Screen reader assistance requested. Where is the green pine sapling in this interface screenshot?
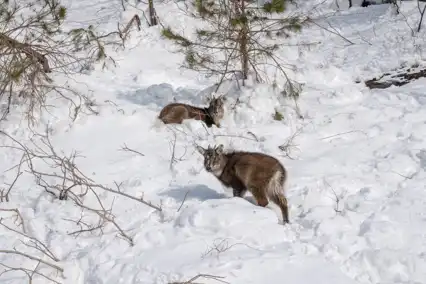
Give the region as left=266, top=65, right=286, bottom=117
left=161, top=0, right=306, bottom=97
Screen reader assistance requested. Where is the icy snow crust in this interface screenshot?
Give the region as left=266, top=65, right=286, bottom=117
left=1, top=0, right=426, bottom=283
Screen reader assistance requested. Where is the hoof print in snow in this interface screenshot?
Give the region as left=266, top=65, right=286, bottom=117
left=364, top=64, right=426, bottom=89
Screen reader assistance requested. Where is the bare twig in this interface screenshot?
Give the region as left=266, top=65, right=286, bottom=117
left=121, top=15, right=142, bottom=40
left=1, top=154, right=24, bottom=202
left=169, top=273, right=229, bottom=284
left=278, top=127, right=303, bottom=160
left=0, top=212, right=61, bottom=283
left=169, top=131, right=178, bottom=171
left=119, top=143, right=145, bottom=156
left=177, top=190, right=190, bottom=212
left=0, top=250, right=63, bottom=273
left=70, top=190, right=135, bottom=246
left=320, top=130, right=367, bottom=141
left=168, top=131, right=188, bottom=170
left=0, top=208, right=26, bottom=233
left=95, top=182, right=163, bottom=211
left=63, top=209, right=106, bottom=238
left=0, top=262, right=61, bottom=284
left=104, top=99, right=125, bottom=114
left=323, top=179, right=345, bottom=214
left=308, top=19, right=355, bottom=45
left=417, top=0, right=426, bottom=32
left=0, top=218, right=59, bottom=262
left=201, top=238, right=262, bottom=259
left=0, top=127, right=162, bottom=248
left=278, top=122, right=313, bottom=159
left=213, top=134, right=258, bottom=141
left=246, top=131, right=259, bottom=142
left=391, top=170, right=418, bottom=181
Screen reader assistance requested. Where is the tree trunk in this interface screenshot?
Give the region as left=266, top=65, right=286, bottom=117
left=236, top=0, right=249, bottom=81
left=239, top=28, right=249, bottom=81
left=148, top=0, right=157, bottom=26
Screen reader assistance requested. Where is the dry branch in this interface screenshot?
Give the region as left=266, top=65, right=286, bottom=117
left=278, top=130, right=302, bottom=160
left=213, top=134, right=258, bottom=141
left=169, top=273, right=229, bottom=284
left=63, top=208, right=106, bottom=237
left=0, top=208, right=26, bottom=233
left=119, top=143, right=145, bottom=156
left=68, top=189, right=135, bottom=246
left=0, top=208, right=61, bottom=283
left=121, top=0, right=161, bottom=27
left=0, top=250, right=63, bottom=273
left=168, top=130, right=188, bottom=171
left=246, top=131, right=259, bottom=142
left=323, top=179, right=345, bottom=214
left=0, top=219, right=59, bottom=262
left=104, top=99, right=125, bottom=114
left=391, top=170, right=418, bottom=181
left=1, top=153, right=24, bottom=202
left=120, top=15, right=142, bottom=41
left=0, top=33, right=52, bottom=73
left=201, top=238, right=262, bottom=259
left=319, top=130, right=367, bottom=141
left=417, top=0, right=426, bottom=32
left=308, top=19, right=354, bottom=45
left=0, top=127, right=162, bottom=247
left=177, top=189, right=190, bottom=212
left=278, top=122, right=313, bottom=160
left=0, top=262, right=61, bottom=284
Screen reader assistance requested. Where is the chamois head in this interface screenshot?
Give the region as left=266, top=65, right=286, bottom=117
left=206, top=94, right=225, bottom=127
left=196, top=144, right=225, bottom=175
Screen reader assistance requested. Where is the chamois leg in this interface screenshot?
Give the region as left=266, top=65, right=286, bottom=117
left=233, top=188, right=247, bottom=198
left=251, top=188, right=269, bottom=207
left=232, top=180, right=247, bottom=198
left=270, top=192, right=289, bottom=224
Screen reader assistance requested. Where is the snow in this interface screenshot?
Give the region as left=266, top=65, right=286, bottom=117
left=2, top=0, right=426, bottom=283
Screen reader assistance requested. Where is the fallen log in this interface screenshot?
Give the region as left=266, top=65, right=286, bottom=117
left=364, top=65, right=426, bottom=89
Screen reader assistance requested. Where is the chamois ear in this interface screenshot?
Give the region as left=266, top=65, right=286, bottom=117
left=206, top=92, right=215, bottom=103
left=215, top=144, right=224, bottom=154
left=196, top=145, right=206, bottom=155
left=218, top=94, right=226, bottom=101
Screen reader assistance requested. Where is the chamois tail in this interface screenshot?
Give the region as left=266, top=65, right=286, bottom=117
left=267, top=169, right=289, bottom=224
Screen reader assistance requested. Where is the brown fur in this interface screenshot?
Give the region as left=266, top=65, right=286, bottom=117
left=196, top=144, right=290, bottom=224
left=158, top=96, right=225, bottom=128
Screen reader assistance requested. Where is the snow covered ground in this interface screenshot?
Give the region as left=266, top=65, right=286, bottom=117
left=1, top=0, right=426, bottom=283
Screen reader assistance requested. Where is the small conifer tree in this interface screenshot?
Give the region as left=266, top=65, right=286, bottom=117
left=0, top=0, right=131, bottom=123
left=162, top=0, right=306, bottom=96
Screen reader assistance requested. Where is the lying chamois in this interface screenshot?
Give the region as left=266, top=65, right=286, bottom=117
left=196, top=144, right=290, bottom=224
left=158, top=95, right=225, bottom=127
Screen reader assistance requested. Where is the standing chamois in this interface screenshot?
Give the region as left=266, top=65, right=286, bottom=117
left=196, top=144, right=290, bottom=224
left=158, top=94, right=225, bottom=127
